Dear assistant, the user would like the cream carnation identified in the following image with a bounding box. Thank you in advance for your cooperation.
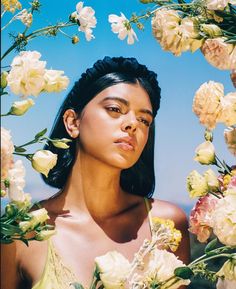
[189,194,219,242]
[108,13,138,45]
[201,38,235,70]
[7,51,46,97]
[152,9,201,56]
[218,92,236,127]
[44,69,69,93]
[192,81,224,130]
[224,127,236,156]
[8,160,26,202]
[1,127,14,181]
[95,251,131,289]
[212,194,236,246]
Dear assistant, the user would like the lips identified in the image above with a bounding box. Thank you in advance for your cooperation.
[114,137,136,151]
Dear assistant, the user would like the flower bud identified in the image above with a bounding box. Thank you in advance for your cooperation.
[9,98,35,116]
[35,229,56,241]
[1,71,8,89]
[72,36,79,44]
[5,203,18,217]
[1,189,7,197]
[19,208,49,233]
[204,130,213,142]
[201,24,222,38]
[31,150,57,177]
[194,141,216,165]
[51,138,72,149]
[69,12,79,23]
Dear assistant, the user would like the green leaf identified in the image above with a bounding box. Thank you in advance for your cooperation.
[34,128,47,140]
[205,238,218,253]
[174,267,194,279]
[0,223,22,235]
[14,146,26,153]
[21,238,29,246]
[70,282,85,289]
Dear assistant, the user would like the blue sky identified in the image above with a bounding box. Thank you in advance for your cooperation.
[1,0,234,210]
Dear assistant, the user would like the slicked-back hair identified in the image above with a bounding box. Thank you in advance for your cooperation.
[42,57,161,198]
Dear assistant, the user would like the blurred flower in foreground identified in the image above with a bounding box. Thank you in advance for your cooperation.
[1,127,14,181]
[189,194,219,242]
[212,194,236,246]
[108,13,138,45]
[44,69,69,93]
[192,81,224,130]
[70,1,97,41]
[224,127,236,156]
[31,150,57,177]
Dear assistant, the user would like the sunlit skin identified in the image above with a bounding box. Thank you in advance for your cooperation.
[1,83,190,289]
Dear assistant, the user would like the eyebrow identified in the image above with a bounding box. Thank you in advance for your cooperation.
[101,96,153,118]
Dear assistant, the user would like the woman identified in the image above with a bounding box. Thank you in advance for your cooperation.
[1,57,190,289]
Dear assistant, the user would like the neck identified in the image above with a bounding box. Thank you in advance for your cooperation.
[60,150,132,219]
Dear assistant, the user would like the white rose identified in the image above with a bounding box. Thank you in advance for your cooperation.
[218,92,236,127]
[108,13,138,45]
[217,279,236,289]
[44,69,69,93]
[194,141,216,165]
[10,98,34,116]
[1,127,14,181]
[31,150,57,177]
[8,160,26,202]
[204,169,219,191]
[7,51,46,97]
[192,81,224,130]
[187,170,209,198]
[224,127,236,156]
[95,251,131,289]
[212,194,236,246]
[201,38,235,70]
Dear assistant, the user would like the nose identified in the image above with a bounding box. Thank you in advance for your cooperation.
[121,112,138,134]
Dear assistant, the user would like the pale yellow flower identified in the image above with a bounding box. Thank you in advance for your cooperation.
[51,138,72,149]
[219,92,236,127]
[217,255,236,281]
[44,69,69,93]
[10,98,34,116]
[35,229,56,241]
[192,81,224,130]
[19,208,49,232]
[224,127,236,156]
[31,150,57,177]
[204,169,219,191]
[2,0,22,13]
[194,141,216,165]
[187,170,209,198]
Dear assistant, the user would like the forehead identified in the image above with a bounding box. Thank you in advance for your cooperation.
[90,83,153,111]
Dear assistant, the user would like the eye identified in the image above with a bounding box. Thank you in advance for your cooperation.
[106,106,122,113]
[138,117,151,127]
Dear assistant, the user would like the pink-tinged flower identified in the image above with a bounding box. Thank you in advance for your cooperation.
[201,38,235,70]
[1,127,14,181]
[71,2,97,41]
[15,9,33,27]
[219,92,236,127]
[224,127,236,156]
[207,0,236,11]
[189,194,219,242]
[192,81,224,130]
[108,13,138,45]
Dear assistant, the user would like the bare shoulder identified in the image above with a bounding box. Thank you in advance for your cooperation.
[149,198,188,229]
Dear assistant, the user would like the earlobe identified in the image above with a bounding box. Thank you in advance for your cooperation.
[63,109,80,138]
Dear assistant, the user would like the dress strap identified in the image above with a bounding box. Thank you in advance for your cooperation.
[144,198,153,237]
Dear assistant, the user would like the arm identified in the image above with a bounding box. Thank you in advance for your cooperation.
[1,243,24,289]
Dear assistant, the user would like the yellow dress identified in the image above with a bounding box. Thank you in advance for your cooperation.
[32,198,153,289]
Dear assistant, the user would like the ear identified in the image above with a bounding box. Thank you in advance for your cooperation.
[63,109,80,138]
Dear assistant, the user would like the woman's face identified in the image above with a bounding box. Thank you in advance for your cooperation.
[77,82,153,169]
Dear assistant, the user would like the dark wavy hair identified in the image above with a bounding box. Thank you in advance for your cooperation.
[42,56,161,198]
